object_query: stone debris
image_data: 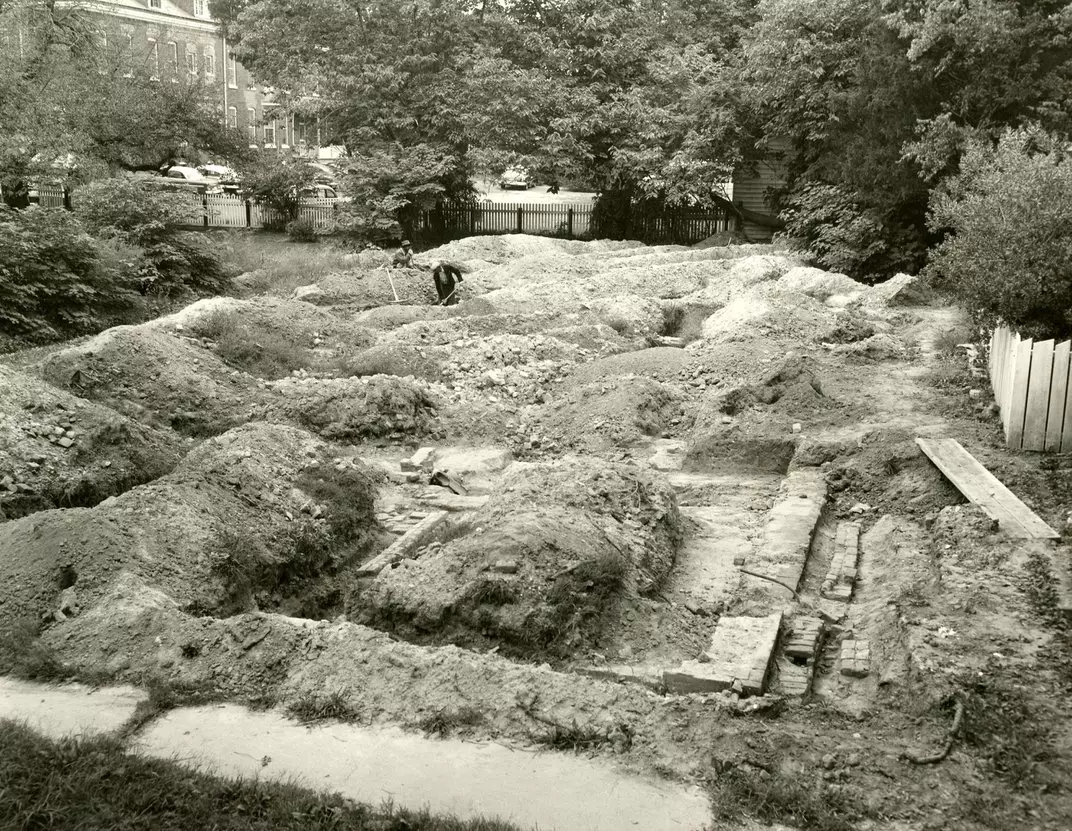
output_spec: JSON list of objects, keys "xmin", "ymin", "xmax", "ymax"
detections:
[
  {"xmin": 839, "ymin": 638, "xmax": 872, "ymax": 678},
  {"xmin": 821, "ymin": 521, "xmax": 861, "ymax": 601},
  {"xmin": 401, "ymin": 446, "xmax": 438, "ymax": 473},
  {"xmin": 355, "ymin": 511, "xmax": 451, "ymax": 577},
  {"xmin": 663, "ymin": 612, "xmax": 782, "ymax": 696}
]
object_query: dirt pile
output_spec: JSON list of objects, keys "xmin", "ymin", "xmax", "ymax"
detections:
[
  {"xmin": 423, "ymin": 234, "xmax": 645, "ymax": 268},
  {"xmin": 528, "ymin": 376, "xmax": 689, "ymax": 453},
  {"xmin": 261, "ymin": 375, "xmax": 439, "ymax": 442},
  {"xmin": 0, "ymin": 423, "xmax": 378, "ymax": 632},
  {"xmin": 0, "ymin": 365, "xmax": 182, "ymax": 521},
  {"xmin": 36, "ymin": 325, "xmax": 264, "ymax": 437},
  {"xmin": 356, "ymin": 457, "xmax": 682, "ymax": 657}
]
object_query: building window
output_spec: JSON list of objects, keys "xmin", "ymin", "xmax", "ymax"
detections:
[
  {"xmin": 202, "ymin": 46, "xmax": 215, "ymax": 78},
  {"xmin": 147, "ymin": 38, "xmax": 158, "ymax": 80},
  {"xmin": 148, "ymin": 0, "xmax": 162, "ymax": 7},
  {"xmin": 227, "ymin": 106, "xmax": 238, "ymax": 129},
  {"xmin": 277, "ymin": 119, "xmax": 287, "ymax": 147},
  {"xmin": 185, "ymin": 45, "xmax": 197, "ymax": 76},
  {"xmin": 194, "ymin": 0, "xmax": 210, "ymax": 18},
  {"xmin": 247, "ymin": 109, "xmax": 257, "ymax": 143},
  {"xmin": 227, "ymin": 53, "xmax": 237, "ymax": 88},
  {"xmin": 263, "ymin": 120, "xmax": 276, "ymax": 147},
  {"xmin": 166, "ymin": 41, "xmax": 177, "ymax": 78},
  {"xmin": 124, "ymin": 33, "xmax": 134, "ymax": 76}
]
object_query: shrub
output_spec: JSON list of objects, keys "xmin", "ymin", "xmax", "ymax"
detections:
[
  {"xmin": 0, "ymin": 206, "xmax": 143, "ymax": 343},
  {"xmin": 194, "ymin": 309, "xmax": 308, "ymax": 379},
  {"xmin": 928, "ymin": 126, "xmax": 1072, "ymax": 340},
  {"xmin": 782, "ymin": 182, "xmax": 924, "ymax": 281},
  {"xmin": 286, "ymin": 217, "xmax": 320, "ymax": 242},
  {"xmin": 77, "ymin": 179, "xmax": 232, "ymax": 298},
  {"xmin": 240, "ymin": 156, "xmax": 318, "ymax": 230}
]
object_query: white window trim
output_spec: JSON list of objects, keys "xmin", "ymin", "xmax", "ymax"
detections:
[
  {"xmin": 202, "ymin": 45, "xmax": 215, "ymax": 78},
  {"xmin": 147, "ymin": 37, "xmax": 159, "ymax": 80},
  {"xmin": 227, "ymin": 53, "xmax": 237, "ymax": 88}
]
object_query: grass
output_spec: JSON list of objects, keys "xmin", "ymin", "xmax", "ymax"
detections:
[
  {"xmin": 213, "ymin": 230, "xmax": 357, "ymax": 298},
  {"xmin": 709, "ymin": 763, "xmax": 865, "ymax": 831},
  {"xmin": 0, "ymin": 719, "xmax": 524, "ymax": 830},
  {"xmin": 0, "ymin": 619, "xmax": 68, "ymax": 681},
  {"xmin": 415, "ymin": 706, "xmax": 484, "ymax": 738},
  {"xmin": 286, "ymin": 689, "xmax": 364, "ymax": 725},
  {"xmin": 194, "ymin": 308, "xmax": 309, "ymax": 380}
]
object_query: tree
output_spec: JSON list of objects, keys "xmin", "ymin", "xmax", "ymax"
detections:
[
  {"xmin": 927, "ymin": 126, "xmax": 1072, "ymax": 340},
  {"xmin": 0, "ymin": 1, "xmax": 246, "ymax": 206}
]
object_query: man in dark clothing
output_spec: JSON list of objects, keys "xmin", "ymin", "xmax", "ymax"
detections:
[{"xmin": 431, "ymin": 260, "xmax": 464, "ymax": 305}]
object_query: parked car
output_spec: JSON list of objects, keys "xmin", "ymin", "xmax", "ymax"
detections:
[
  {"xmin": 499, "ymin": 166, "xmax": 531, "ymax": 190},
  {"xmin": 299, "ymin": 183, "xmax": 340, "ymax": 199},
  {"xmin": 157, "ymin": 165, "xmax": 223, "ymax": 194},
  {"xmin": 198, "ymin": 164, "xmax": 240, "ymax": 193}
]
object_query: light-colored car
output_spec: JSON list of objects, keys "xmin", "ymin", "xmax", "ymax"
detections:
[
  {"xmin": 499, "ymin": 166, "xmax": 531, "ymax": 190},
  {"xmin": 161, "ymin": 165, "xmax": 223, "ymax": 194}
]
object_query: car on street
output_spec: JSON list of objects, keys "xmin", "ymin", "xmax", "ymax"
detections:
[
  {"xmin": 198, "ymin": 164, "xmax": 241, "ymax": 193},
  {"xmin": 499, "ymin": 166, "xmax": 531, "ymax": 190},
  {"xmin": 157, "ymin": 165, "xmax": 223, "ymax": 194}
]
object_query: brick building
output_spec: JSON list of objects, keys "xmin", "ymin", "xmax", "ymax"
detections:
[{"xmin": 90, "ymin": 0, "xmax": 319, "ymax": 155}]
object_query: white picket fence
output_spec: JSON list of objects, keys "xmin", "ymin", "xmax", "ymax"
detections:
[
  {"xmin": 203, "ymin": 194, "xmax": 342, "ymax": 230},
  {"xmin": 989, "ymin": 325, "xmax": 1072, "ymax": 451}
]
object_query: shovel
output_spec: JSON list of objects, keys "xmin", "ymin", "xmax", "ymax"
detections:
[{"xmin": 384, "ymin": 267, "xmax": 405, "ymax": 304}]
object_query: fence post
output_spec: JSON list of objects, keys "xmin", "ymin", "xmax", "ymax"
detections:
[
  {"xmin": 62, "ymin": 186, "xmax": 72, "ymax": 211},
  {"xmin": 567, "ymin": 207, "xmax": 574, "ymax": 238},
  {"xmin": 245, "ymin": 199, "xmax": 252, "ymax": 228},
  {"xmin": 201, "ymin": 194, "xmax": 209, "ymax": 228},
  {"xmin": 516, "ymin": 205, "xmax": 523, "ymax": 233},
  {"xmin": 470, "ymin": 206, "xmax": 476, "ymax": 235}
]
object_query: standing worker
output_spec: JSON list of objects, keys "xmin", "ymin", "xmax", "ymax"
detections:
[
  {"xmin": 431, "ymin": 260, "xmax": 464, "ymax": 306},
  {"xmin": 392, "ymin": 239, "xmax": 414, "ymax": 268}
]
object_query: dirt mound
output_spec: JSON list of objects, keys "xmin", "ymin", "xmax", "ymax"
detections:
[
  {"xmin": 823, "ymin": 430, "xmax": 966, "ymax": 518},
  {"xmin": 0, "ymin": 423, "xmax": 378, "ymax": 631},
  {"xmin": 684, "ymin": 427, "xmax": 798, "ymax": 474},
  {"xmin": 424, "ymin": 235, "xmax": 644, "ymax": 267},
  {"xmin": 262, "ymin": 375, "xmax": 439, "ymax": 442},
  {"xmin": 0, "ymin": 365, "xmax": 182, "ymax": 521},
  {"xmin": 356, "ymin": 457, "xmax": 682, "ymax": 657},
  {"xmin": 36, "ymin": 325, "xmax": 264, "ymax": 437},
  {"xmin": 345, "ymin": 343, "xmax": 444, "ymax": 382},
  {"xmin": 706, "ymin": 355, "xmax": 828, "ymax": 417},
  {"xmin": 306, "ymin": 268, "xmax": 442, "ymax": 308},
  {"xmin": 701, "ymin": 292, "xmax": 839, "ymax": 345},
  {"xmin": 570, "ymin": 348, "xmax": 693, "ymax": 383},
  {"xmin": 531, "ymin": 376, "xmax": 688, "ymax": 453},
  {"xmin": 775, "ymin": 266, "xmax": 864, "ymax": 303},
  {"xmin": 352, "ymin": 305, "xmax": 451, "ymax": 330}
]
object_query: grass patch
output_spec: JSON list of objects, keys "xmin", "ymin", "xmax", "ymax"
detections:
[
  {"xmin": 345, "ymin": 345, "xmax": 443, "ymax": 382},
  {"xmin": 0, "ymin": 719, "xmax": 523, "ymax": 830},
  {"xmin": 710, "ymin": 763, "xmax": 864, "ymax": 831},
  {"xmin": 287, "ymin": 689, "xmax": 364, "ymax": 725},
  {"xmin": 957, "ymin": 674, "xmax": 1057, "ymax": 790},
  {"xmin": 194, "ymin": 308, "xmax": 309, "ymax": 380},
  {"xmin": 415, "ymin": 706, "xmax": 484, "ymax": 738},
  {"xmin": 0, "ymin": 619, "xmax": 68, "ymax": 681},
  {"xmin": 215, "ymin": 230, "xmax": 356, "ymax": 298}
]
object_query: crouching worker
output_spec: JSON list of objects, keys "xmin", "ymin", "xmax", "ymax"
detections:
[
  {"xmin": 392, "ymin": 239, "xmax": 414, "ymax": 268},
  {"xmin": 431, "ymin": 260, "xmax": 464, "ymax": 306}
]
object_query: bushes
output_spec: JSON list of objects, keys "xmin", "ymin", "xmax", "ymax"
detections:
[
  {"xmin": 0, "ymin": 206, "xmax": 144, "ymax": 343},
  {"xmin": 78, "ymin": 179, "xmax": 232, "ymax": 297},
  {"xmin": 927, "ymin": 127, "xmax": 1072, "ymax": 340}
]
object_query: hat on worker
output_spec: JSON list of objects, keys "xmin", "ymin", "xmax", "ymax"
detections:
[{"xmin": 400, "ymin": 239, "xmax": 411, "ymax": 247}]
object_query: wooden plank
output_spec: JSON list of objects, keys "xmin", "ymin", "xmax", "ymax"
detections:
[
  {"xmin": 1006, "ymin": 335, "xmax": 1033, "ymax": 448},
  {"xmin": 1046, "ymin": 340, "xmax": 1071, "ymax": 451},
  {"xmin": 1061, "ymin": 340, "xmax": 1072, "ymax": 452},
  {"xmin": 916, "ymin": 438, "xmax": 1059, "ymax": 539},
  {"xmin": 1023, "ymin": 339, "xmax": 1055, "ymax": 451}
]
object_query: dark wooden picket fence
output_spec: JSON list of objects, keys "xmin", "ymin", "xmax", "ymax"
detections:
[{"xmin": 417, "ymin": 200, "xmax": 735, "ymax": 245}]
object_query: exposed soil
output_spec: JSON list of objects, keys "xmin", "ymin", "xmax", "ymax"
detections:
[{"xmin": 2, "ymin": 232, "xmax": 1071, "ymax": 830}]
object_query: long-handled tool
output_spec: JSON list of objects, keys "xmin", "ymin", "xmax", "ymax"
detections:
[
  {"xmin": 384, "ymin": 267, "xmax": 405, "ymax": 304},
  {"xmin": 439, "ymin": 285, "xmax": 459, "ymax": 306}
]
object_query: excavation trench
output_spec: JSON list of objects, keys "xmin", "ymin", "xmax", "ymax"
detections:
[{"xmin": 0, "ymin": 678, "xmax": 711, "ymax": 831}]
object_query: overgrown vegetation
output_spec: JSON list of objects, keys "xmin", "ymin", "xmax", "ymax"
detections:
[
  {"xmin": 0, "ymin": 619, "xmax": 67, "ymax": 681},
  {"xmin": 928, "ymin": 127, "xmax": 1072, "ymax": 340},
  {"xmin": 195, "ymin": 309, "xmax": 309, "ymax": 380},
  {"xmin": 214, "ymin": 231, "xmax": 358, "ymax": 297},
  {"xmin": 287, "ymin": 689, "xmax": 364, "ymax": 725},
  {"xmin": 0, "ymin": 720, "xmax": 523, "ymax": 830},
  {"xmin": 0, "ymin": 206, "xmax": 144, "ymax": 344},
  {"xmin": 709, "ymin": 761, "xmax": 866, "ymax": 831}
]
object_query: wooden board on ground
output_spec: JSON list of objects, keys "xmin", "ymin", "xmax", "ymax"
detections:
[{"xmin": 915, "ymin": 438, "xmax": 1059, "ymax": 539}]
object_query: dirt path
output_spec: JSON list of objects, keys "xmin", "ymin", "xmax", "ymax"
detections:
[{"xmin": 0, "ymin": 677, "xmax": 710, "ymax": 831}]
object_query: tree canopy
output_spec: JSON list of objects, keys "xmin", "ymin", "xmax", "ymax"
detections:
[{"xmin": 0, "ymin": 0, "xmax": 245, "ymax": 206}]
